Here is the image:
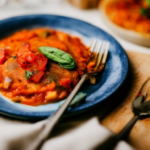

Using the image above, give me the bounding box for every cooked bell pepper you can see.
[25,53,36,63]
[0,48,6,64]
[17,43,31,67]
[17,56,27,67]
[59,78,72,89]
[0,66,3,82]
[31,71,44,83]
[17,42,30,57]
[35,53,48,71]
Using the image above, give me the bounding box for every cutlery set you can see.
[29,40,109,150]
[96,78,150,149]
[30,40,150,150]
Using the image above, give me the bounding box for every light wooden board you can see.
[102,51,150,150]
[51,51,150,150]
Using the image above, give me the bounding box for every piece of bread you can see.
[68,0,100,9]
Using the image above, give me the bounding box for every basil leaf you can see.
[140,8,146,15]
[13,55,17,59]
[40,31,50,38]
[147,0,150,6]
[69,92,87,107]
[39,47,76,69]
[59,92,87,107]
[25,71,32,79]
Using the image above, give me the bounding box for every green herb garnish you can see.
[69,92,87,107]
[59,92,87,107]
[13,55,17,59]
[40,31,50,38]
[25,71,32,79]
[39,47,76,69]
[140,0,150,19]
[147,0,150,6]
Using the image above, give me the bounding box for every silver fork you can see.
[30,40,109,150]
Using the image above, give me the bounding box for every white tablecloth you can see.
[0,1,148,149]
[0,117,134,150]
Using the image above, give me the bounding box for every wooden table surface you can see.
[102,51,150,150]
[1,2,150,150]
[50,50,150,150]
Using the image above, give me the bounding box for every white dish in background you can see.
[99,0,150,47]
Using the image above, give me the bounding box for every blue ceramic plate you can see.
[0,14,128,120]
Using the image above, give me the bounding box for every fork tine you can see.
[90,39,97,52]
[102,42,109,64]
[95,42,105,69]
[94,41,102,61]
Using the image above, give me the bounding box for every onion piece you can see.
[3,76,12,89]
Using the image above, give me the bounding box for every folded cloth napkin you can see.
[0,117,134,150]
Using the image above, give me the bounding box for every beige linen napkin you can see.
[0,50,143,150]
[0,116,133,150]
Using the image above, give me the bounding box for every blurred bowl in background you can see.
[99,0,150,47]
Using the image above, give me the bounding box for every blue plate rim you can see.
[0,14,129,120]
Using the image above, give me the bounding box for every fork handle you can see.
[118,115,139,139]
[30,74,88,150]
[95,115,139,150]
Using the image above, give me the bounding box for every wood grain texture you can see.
[50,51,150,150]
[102,51,150,150]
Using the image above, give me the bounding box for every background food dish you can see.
[0,14,128,120]
[99,0,150,47]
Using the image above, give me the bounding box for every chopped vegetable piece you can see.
[45,91,58,101]
[25,71,33,79]
[17,43,31,67]
[25,53,36,63]
[21,93,45,106]
[59,78,72,89]
[147,0,150,6]
[0,66,3,82]
[17,56,27,67]
[35,53,48,71]
[87,62,96,68]
[13,55,17,59]
[40,31,50,38]
[39,47,76,69]
[31,71,44,83]
[5,76,12,83]
[3,76,12,89]
[17,42,30,57]
[69,92,87,107]
[12,96,21,102]
[141,7,150,19]
[59,90,67,99]
[0,48,6,64]
[59,92,87,107]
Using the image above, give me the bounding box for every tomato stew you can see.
[0,28,92,106]
[106,0,150,34]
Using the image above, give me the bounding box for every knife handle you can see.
[95,115,139,150]
[118,115,139,139]
[94,134,119,150]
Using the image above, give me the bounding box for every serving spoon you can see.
[95,78,150,150]
[28,40,109,150]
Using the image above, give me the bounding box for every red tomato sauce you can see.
[106,0,150,34]
[0,28,91,106]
